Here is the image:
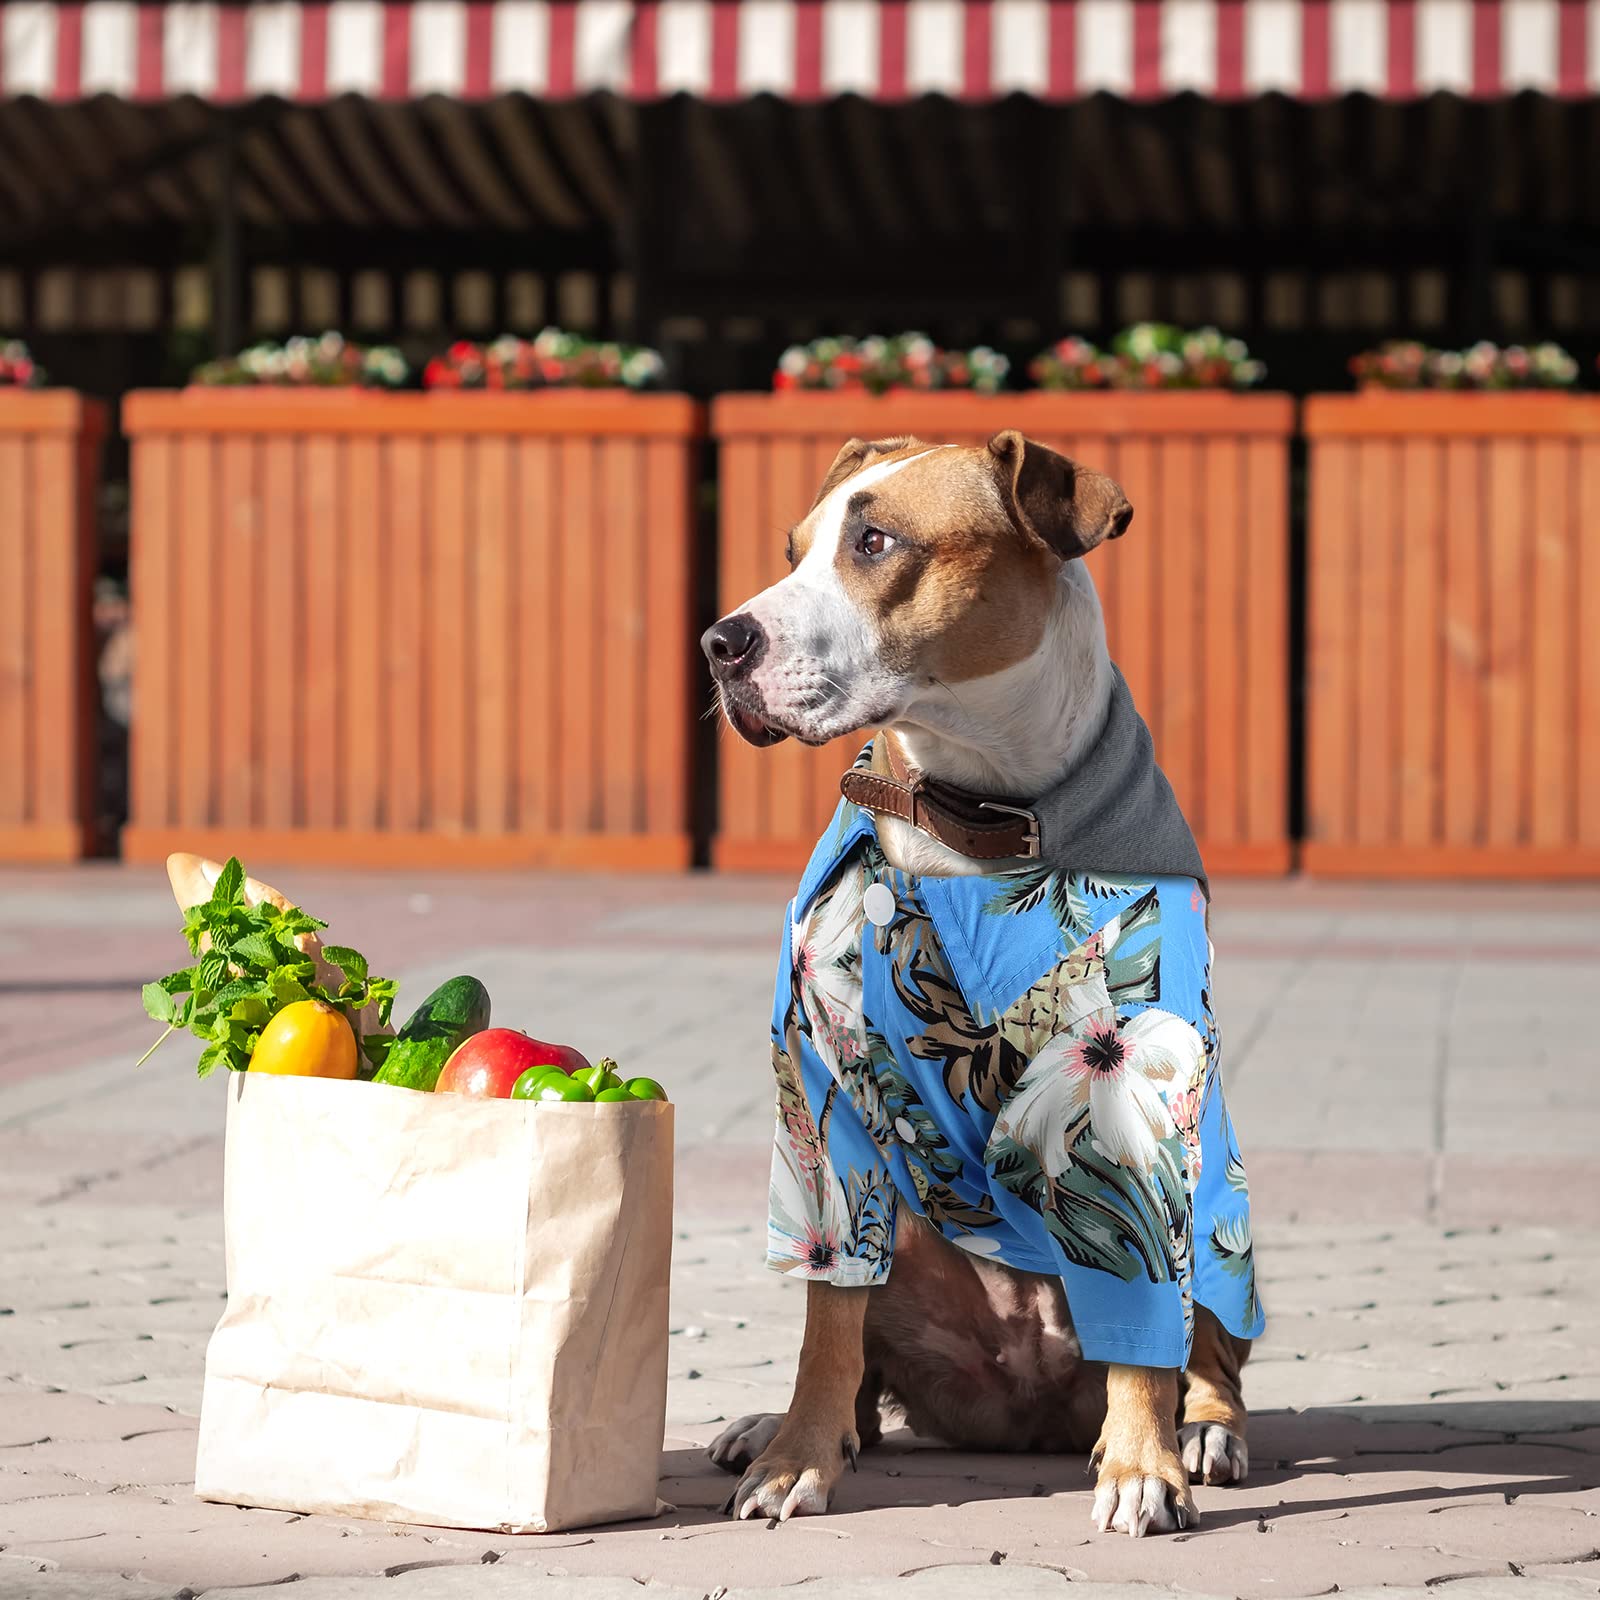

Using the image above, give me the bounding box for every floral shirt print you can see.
[767,786,1264,1370]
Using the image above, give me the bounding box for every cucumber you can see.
[373,976,491,1092]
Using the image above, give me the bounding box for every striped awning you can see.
[1,0,1597,105]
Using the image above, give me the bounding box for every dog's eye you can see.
[858,526,897,558]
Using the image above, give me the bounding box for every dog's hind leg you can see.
[726,1281,870,1520]
[1178,1305,1251,1485]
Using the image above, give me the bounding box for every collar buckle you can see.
[978,800,1041,859]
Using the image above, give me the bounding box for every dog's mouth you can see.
[720,688,791,748]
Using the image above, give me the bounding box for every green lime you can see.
[623,1076,667,1103]
[593,1086,633,1103]
[537,1076,594,1103]
[571,1064,621,1095]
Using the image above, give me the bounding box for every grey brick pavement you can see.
[1,867,1597,1598]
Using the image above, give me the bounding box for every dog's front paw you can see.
[709,1412,784,1474]
[728,1422,858,1522]
[1090,1448,1196,1537]
[1179,1421,1248,1485]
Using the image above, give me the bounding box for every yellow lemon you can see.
[249,1000,358,1079]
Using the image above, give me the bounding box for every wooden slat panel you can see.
[1201,438,1242,848]
[302,435,341,830]
[516,437,557,835]
[643,435,692,837]
[258,436,299,829]
[30,437,75,829]
[385,437,426,833]
[1306,438,1353,846]
[1353,438,1396,847]
[1579,442,1600,848]
[131,437,174,833]
[558,437,598,833]
[473,436,514,836]
[1440,438,1484,848]
[0,434,28,825]
[597,436,639,834]
[1396,438,1442,846]
[716,435,764,851]
[217,436,259,829]
[343,435,383,833]
[1108,437,1158,720]
[1484,439,1528,847]
[1242,436,1288,852]
[175,434,215,828]
[1157,437,1200,829]
[1528,438,1572,849]
[428,436,469,834]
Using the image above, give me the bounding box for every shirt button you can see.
[863,882,896,927]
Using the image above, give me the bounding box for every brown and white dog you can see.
[700,431,1251,1538]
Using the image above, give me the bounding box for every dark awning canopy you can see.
[2,0,1595,105]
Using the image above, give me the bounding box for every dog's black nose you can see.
[702,613,765,677]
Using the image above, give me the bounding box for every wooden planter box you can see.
[123,390,703,870]
[712,391,1293,876]
[0,392,107,862]
[1305,392,1600,879]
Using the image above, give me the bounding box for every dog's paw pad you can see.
[1179,1422,1248,1485]
[1091,1472,1192,1538]
[709,1413,784,1475]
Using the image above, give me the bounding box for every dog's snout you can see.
[702,612,766,677]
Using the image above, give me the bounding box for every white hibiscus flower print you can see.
[995,1006,1207,1178]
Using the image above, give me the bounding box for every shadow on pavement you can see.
[642,1401,1600,1535]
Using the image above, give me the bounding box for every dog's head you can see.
[702,430,1132,747]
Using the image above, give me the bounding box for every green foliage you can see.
[138,857,397,1078]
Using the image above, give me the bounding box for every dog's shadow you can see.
[645,1400,1600,1534]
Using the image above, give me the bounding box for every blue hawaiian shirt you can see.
[766,786,1264,1370]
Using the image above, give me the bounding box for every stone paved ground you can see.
[1,865,1598,1600]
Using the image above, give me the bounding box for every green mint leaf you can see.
[230,932,278,971]
[182,905,210,955]
[198,951,229,993]
[279,907,327,936]
[230,996,271,1028]
[321,944,368,989]
[209,858,246,909]
[270,971,311,1006]
[196,1039,231,1079]
[142,982,177,1024]
[158,968,195,996]
[367,978,399,1027]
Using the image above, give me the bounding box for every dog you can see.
[699,431,1262,1538]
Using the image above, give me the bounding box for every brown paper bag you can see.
[194,1071,673,1532]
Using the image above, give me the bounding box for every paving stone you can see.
[4,871,1600,1599]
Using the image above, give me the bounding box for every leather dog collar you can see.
[838,735,1041,861]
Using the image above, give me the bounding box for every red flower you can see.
[774,370,795,390]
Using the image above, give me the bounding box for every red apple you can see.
[435,1030,593,1098]
[436,1029,556,1098]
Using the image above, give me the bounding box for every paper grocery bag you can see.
[195,1071,674,1532]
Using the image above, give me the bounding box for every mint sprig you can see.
[140,857,398,1078]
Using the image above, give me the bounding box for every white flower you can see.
[997,1006,1205,1177]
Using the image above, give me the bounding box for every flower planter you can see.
[122,390,703,870]
[711,391,1293,877]
[0,391,107,861]
[1304,392,1600,879]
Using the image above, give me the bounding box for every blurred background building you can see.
[2,0,1596,873]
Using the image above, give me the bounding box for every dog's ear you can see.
[810,435,920,510]
[987,429,1133,561]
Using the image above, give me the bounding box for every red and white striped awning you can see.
[2,0,1597,104]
